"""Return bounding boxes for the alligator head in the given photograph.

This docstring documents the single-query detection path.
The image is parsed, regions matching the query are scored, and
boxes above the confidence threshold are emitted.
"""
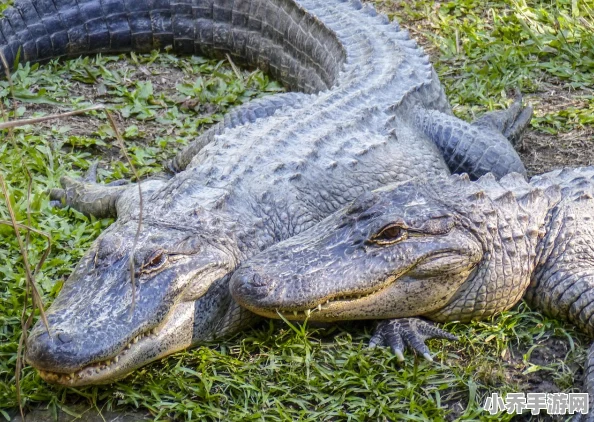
[230,178,486,322]
[26,205,240,386]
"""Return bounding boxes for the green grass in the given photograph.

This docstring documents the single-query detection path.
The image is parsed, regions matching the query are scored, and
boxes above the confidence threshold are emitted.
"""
[379,0,594,128]
[1,0,593,420]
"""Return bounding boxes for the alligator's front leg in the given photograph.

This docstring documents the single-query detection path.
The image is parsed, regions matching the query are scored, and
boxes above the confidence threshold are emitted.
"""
[49,168,127,219]
[49,163,156,219]
[414,97,532,180]
[524,197,594,420]
[369,318,458,361]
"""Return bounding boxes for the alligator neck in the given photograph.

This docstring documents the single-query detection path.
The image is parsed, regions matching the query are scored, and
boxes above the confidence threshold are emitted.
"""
[427,173,562,322]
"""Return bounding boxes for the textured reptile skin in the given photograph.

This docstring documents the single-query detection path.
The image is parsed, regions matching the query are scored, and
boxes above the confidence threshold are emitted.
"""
[17,0,529,386]
[231,167,594,420]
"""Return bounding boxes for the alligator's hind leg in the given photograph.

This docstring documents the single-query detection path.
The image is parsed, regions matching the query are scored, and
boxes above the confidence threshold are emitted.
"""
[471,96,533,147]
[413,97,532,180]
[369,318,458,361]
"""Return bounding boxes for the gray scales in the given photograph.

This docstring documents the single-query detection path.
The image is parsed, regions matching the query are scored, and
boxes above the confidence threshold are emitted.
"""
[232,168,594,420]
[11,0,529,388]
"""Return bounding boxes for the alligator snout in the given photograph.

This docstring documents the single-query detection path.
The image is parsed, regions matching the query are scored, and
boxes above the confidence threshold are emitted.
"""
[230,267,276,305]
[26,328,85,374]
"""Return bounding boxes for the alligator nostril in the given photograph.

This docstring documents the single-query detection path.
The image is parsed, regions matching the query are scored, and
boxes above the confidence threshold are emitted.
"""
[251,273,265,287]
[230,269,273,302]
[58,333,73,344]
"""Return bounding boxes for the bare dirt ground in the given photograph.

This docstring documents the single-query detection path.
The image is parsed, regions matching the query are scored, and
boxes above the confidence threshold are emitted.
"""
[519,88,594,176]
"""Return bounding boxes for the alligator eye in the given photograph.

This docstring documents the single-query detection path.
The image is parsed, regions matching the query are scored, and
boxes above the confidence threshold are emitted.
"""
[141,250,168,273]
[372,225,408,245]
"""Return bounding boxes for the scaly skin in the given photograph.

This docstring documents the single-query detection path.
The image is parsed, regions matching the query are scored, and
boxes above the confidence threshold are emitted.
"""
[16,0,529,385]
[231,168,594,419]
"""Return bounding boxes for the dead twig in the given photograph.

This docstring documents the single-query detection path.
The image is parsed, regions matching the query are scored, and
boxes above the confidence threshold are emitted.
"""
[0,220,52,276]
[0,174,51,422]
[0,49,100,421]
[0,176,50,330]
[0,104,106,130]
[105,110,143,316]
[0,49,18,118]
[226,53,243,81]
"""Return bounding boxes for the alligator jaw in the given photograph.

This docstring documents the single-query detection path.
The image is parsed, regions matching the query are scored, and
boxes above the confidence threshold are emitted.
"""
[31,301,196,386]
[265,281,396,321]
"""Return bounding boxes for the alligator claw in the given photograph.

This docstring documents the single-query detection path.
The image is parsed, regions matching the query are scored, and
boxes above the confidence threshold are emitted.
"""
[471,93,533,147]
[106,179,129,187]
[83,161,100,183]
[369,318,457,362]
[49,198,65,209]
[48,175,84,208]
[48,186,66,206]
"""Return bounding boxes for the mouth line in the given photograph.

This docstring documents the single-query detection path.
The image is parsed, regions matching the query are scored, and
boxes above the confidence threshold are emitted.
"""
[36,326,160,385]
[275,281,393,318]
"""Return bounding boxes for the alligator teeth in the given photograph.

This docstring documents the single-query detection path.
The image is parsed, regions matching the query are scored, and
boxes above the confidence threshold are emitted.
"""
[38,326,160,382]
[293,311,298,316]
[317,304,322,311]
[305,309,311,317]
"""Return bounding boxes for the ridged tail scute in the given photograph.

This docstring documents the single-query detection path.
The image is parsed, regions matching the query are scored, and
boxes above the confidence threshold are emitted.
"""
[526,170,594,335]
[0,0,348,94]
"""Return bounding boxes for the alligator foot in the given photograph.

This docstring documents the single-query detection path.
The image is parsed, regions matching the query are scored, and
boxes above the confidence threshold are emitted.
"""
[369,318,458,362]
[49,162,129,218]
[471,93,533,147]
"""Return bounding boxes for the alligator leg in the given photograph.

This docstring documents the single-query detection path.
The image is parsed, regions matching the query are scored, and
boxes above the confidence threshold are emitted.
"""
[49,163,131,218]
[524,199,594,420]
[471,96,533,147]
[369,318,458,361]
[413,97,532,180]
[526,272,594,421]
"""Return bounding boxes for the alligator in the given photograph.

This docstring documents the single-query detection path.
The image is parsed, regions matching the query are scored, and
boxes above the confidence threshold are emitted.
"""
[230,168,594,418]
[15,0,531,386]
